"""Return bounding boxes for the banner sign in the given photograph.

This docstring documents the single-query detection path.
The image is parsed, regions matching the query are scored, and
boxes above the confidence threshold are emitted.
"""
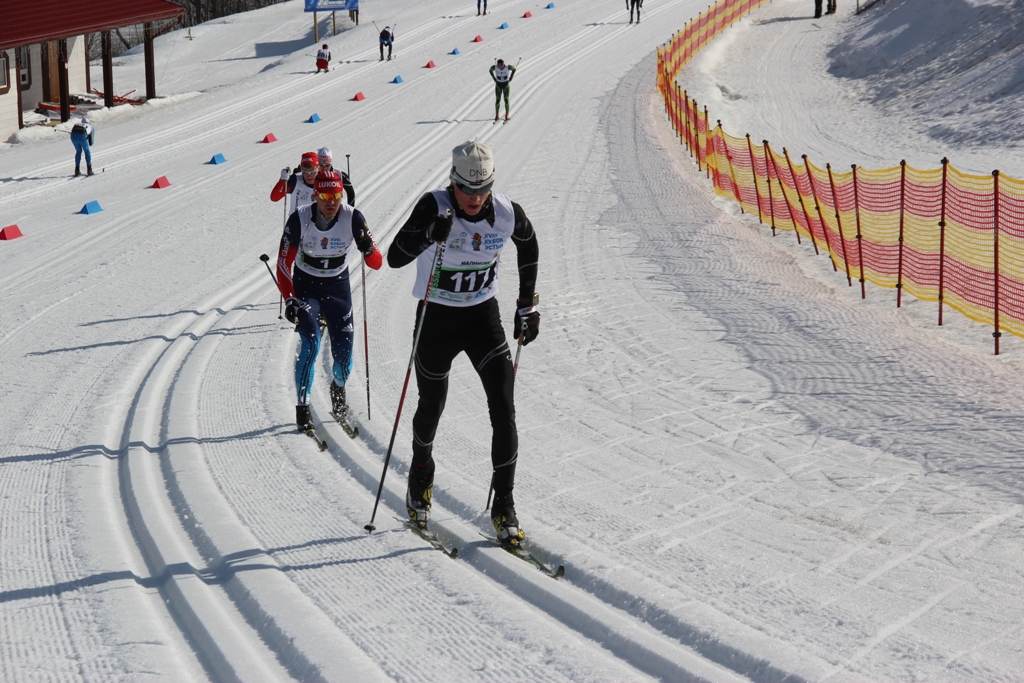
[304,0,349,11]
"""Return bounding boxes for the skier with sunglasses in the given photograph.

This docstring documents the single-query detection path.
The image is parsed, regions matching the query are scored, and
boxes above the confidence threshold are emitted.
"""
[276,172,382,437]
[386,140,540,547]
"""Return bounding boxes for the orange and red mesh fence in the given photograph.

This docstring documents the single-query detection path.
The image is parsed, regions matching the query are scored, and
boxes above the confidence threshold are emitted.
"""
[657,0,1024,353]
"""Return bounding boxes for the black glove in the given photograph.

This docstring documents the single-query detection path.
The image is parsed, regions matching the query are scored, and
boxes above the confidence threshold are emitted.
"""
[513,297,540,346]
[429,211,453,243]
[284,297,306,325]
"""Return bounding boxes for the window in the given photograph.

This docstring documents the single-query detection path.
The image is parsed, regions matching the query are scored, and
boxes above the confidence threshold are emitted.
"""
[18,46,31,89]
[0,52,10,95]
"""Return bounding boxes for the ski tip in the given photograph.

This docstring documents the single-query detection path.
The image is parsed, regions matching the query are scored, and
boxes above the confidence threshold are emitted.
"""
[554,565,565,579]
[450,547,459,560]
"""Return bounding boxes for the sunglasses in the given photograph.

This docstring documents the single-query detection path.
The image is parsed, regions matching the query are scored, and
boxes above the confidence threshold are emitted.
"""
[300,165,318,173]
[317,192,342,200]
[454,180,493,196]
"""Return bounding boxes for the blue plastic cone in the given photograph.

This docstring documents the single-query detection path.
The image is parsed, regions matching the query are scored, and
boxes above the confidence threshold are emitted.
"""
[80,200,103,214]
[451,47,460,55]
[392,75,404,83]
[499,22,509,29]
[209,153,226,165]
[546,2,555,7]
[306,113,321,123]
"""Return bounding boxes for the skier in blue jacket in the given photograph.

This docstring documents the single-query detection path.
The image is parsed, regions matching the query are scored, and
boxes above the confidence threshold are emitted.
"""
[70,117,95,176]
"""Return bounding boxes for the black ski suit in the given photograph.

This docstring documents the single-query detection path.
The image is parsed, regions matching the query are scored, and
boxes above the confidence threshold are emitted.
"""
[386,187,539,497]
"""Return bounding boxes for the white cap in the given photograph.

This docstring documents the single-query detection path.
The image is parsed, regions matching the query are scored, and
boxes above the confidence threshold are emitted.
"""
[81,116,90,124]
[450,140,494,189]
[317,146,333,166]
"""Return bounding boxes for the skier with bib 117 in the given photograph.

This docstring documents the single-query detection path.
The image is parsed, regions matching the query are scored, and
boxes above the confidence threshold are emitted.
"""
[276,172,383,437]
[379,26,394,61]
[489,58,515,122]
[316,44,331,73]
[386,140,540,548]
[271,151,319,214]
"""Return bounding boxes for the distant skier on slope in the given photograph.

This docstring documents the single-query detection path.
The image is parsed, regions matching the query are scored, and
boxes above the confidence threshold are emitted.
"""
[489,58,516,121]
[478,0,488,15]
[386,140,540,548]
[346,0,360,25]
[316,44,331,73]
[628,0,643,24]
[316,147,356,206]
[271,151,320,214]
[379,26,395,61]
[276,172,382,434]
[70,116,95,177]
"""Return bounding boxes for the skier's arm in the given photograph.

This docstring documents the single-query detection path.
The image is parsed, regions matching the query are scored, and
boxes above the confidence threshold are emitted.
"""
[270,173,298,202]
[351,210,382,269]
[276,213,302,299]
[489,65,498,83]
[387,193,442,268]
[508,65,516,82]
[511,201,538,300]
[341,171,356,206]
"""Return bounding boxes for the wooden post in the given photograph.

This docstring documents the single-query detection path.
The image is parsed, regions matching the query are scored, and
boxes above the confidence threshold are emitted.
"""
[693,98,702,171]
[314,11,319,44]
[993,170,1001,355]
[897,160,907,307]
[765,141,799,243]
[677,85,685,145]
[938,157,949,325]
[719,121,743,213]
[852,164,866,298]
[102,31,114,109]
[333,11,337,36]
[84,33,91,93]
[14,47,24,130]
[144,22,156,101]
[827,163,853,286]
[683,90,692,157]
[58,39,70,122]
[762,141,776,236]
[704,105,711,179]
[804,154,835,268]
[785,148,817,253]
[747,134,762,224]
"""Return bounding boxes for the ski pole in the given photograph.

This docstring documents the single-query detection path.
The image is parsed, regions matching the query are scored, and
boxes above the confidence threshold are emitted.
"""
[484,291,538,511]
[485,312,529,512]
[348,153,372,421]
[258,253,283,320]
[365,214,451,533]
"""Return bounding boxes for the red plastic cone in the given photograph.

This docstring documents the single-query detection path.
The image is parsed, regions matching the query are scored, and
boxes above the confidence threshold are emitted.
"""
[261,133,277,143]
[472,35,483,42]
[352,92,366,101]
[425,60,436,68]
[523,11,533,17]
[0,224,23,240]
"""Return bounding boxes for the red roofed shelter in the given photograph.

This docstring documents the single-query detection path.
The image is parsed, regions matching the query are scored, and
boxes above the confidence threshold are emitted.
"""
[0,0,184,141]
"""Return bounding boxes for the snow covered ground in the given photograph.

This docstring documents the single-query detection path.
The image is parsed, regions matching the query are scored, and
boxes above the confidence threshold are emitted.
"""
[2,0,1024,680]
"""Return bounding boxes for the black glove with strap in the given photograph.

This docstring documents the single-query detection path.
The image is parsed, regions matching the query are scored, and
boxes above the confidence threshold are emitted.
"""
[284,297,309,325]
[428,211,453,244]
[513,296,540,346]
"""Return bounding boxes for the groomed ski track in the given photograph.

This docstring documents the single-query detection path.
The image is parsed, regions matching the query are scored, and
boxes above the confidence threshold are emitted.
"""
[4,0,1024,680]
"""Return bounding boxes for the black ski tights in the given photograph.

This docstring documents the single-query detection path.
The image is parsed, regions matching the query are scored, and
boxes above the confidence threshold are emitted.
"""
[410,298,518,494]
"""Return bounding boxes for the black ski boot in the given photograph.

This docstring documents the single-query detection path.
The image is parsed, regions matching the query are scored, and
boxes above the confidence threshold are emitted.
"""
[296,404,314,432]
[406,470,433,528]
[87,165,95,176]
[330,382,347,419]
[491,490,525,547]
[74,166,81,177]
